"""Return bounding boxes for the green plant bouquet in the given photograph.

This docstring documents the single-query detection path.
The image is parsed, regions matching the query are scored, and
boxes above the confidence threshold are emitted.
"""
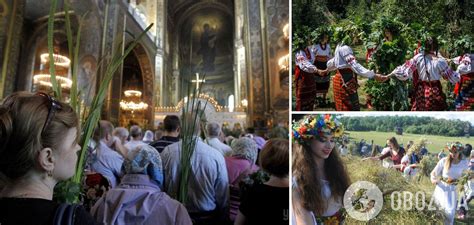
[177,93,208,204]
[46,0,152,203]
[311,26,333,44]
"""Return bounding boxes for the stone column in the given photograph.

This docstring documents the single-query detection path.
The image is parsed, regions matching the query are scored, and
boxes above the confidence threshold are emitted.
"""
[0,0,25,99]
[243,0,268,131]
[263,0,289,127]
[99,0,125,124]
[234,0,247,110]
[155,0,165,107]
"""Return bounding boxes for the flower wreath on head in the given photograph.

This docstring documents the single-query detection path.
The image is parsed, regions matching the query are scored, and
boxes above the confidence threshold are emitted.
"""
[446,142,464,154]
[292,114,344,145]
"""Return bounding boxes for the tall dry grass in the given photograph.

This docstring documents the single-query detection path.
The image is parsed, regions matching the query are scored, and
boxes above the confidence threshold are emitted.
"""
[343,155,445,224]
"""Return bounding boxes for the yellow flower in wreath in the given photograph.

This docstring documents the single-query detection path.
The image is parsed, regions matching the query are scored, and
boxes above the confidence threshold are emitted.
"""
[325,216,339,225]
[334,127,343,137]
[327,120,335,129]
[310,118,317,128]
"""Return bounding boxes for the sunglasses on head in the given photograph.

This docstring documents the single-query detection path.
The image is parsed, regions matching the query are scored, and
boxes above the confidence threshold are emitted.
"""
[35,92,62,134]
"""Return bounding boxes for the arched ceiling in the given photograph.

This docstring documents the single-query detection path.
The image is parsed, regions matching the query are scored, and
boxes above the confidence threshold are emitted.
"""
[168,0,233,19]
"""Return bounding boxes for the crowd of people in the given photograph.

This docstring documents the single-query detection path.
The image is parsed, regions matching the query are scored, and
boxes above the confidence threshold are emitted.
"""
[363,137,474,224]
[294,26,473,111]
[0,92,289,225]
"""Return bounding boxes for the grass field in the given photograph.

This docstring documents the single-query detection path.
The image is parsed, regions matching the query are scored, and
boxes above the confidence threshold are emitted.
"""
[347,130,471,153]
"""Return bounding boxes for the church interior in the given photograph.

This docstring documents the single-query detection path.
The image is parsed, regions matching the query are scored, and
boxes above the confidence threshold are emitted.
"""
[0,0,289,131]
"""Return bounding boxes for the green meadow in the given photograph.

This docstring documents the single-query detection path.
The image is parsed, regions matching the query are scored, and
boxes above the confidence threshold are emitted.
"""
[347,131,472,153]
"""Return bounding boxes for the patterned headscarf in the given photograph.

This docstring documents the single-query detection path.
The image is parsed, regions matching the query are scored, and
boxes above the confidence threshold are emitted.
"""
[231,137,258,164]
[122,145,164,189]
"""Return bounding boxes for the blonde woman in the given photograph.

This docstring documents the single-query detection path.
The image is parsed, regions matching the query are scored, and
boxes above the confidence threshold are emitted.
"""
[431,143,469,224]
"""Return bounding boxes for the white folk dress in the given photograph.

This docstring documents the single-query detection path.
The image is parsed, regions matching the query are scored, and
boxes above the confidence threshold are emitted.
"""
[431,157,469,224]
[293,179,343,225]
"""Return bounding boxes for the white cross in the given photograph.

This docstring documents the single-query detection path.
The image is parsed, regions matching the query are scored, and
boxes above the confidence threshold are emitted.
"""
[191,73,206,90]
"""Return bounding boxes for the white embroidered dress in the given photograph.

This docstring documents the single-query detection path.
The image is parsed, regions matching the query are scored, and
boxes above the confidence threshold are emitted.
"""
[431,157,469,225]
[292,179,343,225]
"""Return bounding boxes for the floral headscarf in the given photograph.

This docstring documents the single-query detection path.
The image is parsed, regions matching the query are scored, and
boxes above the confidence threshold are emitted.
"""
[292,114,344,144]
[122,145,164,189]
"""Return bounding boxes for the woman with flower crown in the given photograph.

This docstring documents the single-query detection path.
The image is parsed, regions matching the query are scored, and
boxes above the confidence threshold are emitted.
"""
[292,114,350,225]
[430,142,469,225]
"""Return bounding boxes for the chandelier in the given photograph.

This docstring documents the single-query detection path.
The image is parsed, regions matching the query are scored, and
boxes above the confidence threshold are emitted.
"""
[278,23,289,71]
[33,53,72,89]
[120,89,148,111]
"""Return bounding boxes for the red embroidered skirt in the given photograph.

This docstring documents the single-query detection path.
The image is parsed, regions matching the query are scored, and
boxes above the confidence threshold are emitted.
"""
[412,80,446,111]
[333,68,360,111]
[455,72,474,111]
[295,69,316,111]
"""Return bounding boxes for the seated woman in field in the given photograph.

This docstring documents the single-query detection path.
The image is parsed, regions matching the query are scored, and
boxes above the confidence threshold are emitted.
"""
[363,137,405,170]
[393,141,425,178]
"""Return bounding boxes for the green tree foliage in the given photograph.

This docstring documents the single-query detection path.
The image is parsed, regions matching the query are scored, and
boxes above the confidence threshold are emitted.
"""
[346,0,473,57]
[363,18,411,110]
[340,116,471,137]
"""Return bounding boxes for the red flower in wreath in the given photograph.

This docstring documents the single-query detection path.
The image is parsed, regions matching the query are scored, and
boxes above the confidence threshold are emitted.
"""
[299,126,307,134]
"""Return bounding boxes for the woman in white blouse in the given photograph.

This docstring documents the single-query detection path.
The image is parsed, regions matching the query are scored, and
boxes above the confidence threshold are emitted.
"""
[311,30,333,107]
[431,143,469,225]
[387,37,460,111]
[326,39,387,111]
[294,38,328,111]
[292,115,350,225]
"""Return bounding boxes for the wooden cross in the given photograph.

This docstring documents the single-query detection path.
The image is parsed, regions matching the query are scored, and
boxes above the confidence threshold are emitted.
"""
[191,73,205,90]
